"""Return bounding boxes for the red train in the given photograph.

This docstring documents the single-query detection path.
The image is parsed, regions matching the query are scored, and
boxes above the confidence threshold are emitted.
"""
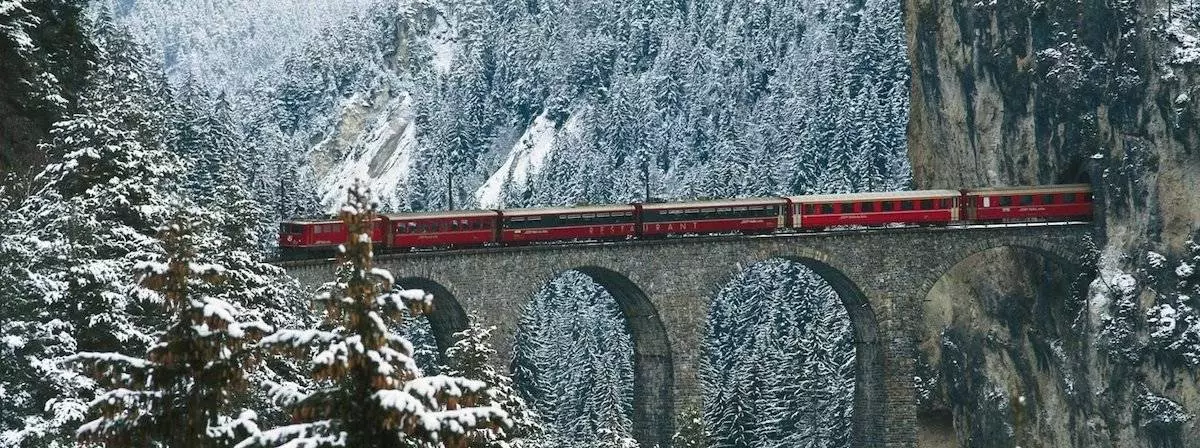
[278,184,1093,256]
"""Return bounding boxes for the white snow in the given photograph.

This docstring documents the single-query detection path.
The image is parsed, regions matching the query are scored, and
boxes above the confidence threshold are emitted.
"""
[427,13,456,74]
[1148,251,1167,268]
[319,95,420,212]
[475,110,580,208]
[1148,304,1178,339]
[1177,262,1194,279]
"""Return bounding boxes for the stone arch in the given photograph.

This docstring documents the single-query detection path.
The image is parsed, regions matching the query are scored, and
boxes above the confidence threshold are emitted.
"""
[766,254,885,447]
[394,277,469,363]
[915,240,1092,447]
[560,266,674,448]
[917,238,1085,300]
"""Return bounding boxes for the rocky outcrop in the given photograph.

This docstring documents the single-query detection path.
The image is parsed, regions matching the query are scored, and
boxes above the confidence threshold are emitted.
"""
[906,0,1200,446]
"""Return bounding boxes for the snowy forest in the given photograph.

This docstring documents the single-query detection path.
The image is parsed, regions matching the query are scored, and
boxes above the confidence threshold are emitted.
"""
[1,0,913,447]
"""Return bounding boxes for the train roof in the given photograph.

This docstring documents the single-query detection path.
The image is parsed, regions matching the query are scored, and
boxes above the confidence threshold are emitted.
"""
[787,189,961,203]
[962,184,1092,195]
[281,219,343,225]
[640,197,788,210]
[384,210,500,220]
[501,204,637,217]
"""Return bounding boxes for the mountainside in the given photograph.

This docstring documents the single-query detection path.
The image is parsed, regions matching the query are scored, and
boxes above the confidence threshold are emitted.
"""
[193,0,914,215]
[906,1,1200,446]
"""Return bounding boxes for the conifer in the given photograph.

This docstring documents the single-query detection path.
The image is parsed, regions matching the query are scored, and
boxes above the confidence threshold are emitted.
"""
[242,180,509,448]
[70,211,271,447]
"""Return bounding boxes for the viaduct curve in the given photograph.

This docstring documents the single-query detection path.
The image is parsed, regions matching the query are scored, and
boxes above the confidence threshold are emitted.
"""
[282,223,1096,448]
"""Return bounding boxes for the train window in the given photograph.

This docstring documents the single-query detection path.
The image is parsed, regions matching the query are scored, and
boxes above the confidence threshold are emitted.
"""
[999,196,1013,206]
[582,213,596,219]
[882,202,894,212]
[452,221,461,231]
[1020,195,1034,205]
[920,199,934,209]
[1043,194,1056,204]
[861,202,874,212]
[821,204,835,214]
[900,201,914,211]
[840,203,853,213]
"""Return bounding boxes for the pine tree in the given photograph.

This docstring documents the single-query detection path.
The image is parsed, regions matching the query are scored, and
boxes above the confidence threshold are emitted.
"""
[0,15,183,445]
[442,320,543,447]
[69,211,272,447]
[242,181,509,448]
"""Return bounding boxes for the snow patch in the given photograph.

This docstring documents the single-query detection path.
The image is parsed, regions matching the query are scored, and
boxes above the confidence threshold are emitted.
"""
[319,94,419,212]
[427,13,455,74]
[1177,262,1194,279]
[475,110,581,209]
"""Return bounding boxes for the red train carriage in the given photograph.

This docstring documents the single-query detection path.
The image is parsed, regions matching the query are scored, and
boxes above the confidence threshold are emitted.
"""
[501,205,637,244]
[640,197,788,237]
[962,184,1092,223]
[790,190,961,229]
[278,218,387,251]
[387,210,501,250]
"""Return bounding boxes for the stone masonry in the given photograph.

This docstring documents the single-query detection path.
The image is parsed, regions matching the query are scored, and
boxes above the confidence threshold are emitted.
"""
[282,223,1095,448]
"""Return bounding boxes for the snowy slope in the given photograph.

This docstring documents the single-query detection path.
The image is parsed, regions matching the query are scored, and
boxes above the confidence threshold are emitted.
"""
[317,94,419,212]
[475,111,579,209]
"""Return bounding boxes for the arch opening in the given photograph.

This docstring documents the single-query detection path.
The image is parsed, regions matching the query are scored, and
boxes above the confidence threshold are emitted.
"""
[394,277,469,366]
[916,245,1088,448]
[574,266,674,448]
[702,256,882,447]
[512,267,673,448]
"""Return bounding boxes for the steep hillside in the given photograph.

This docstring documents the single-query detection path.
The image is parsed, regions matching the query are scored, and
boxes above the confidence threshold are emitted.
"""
[906,1,1200,446]
[221,0,912,214]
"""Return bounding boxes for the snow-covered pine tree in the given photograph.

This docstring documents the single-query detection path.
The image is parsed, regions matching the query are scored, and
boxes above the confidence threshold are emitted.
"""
[442,319,543,447]
[241,180,509,448]
[0,13,184,446]
[69,211,272,447]
[513,272,635,447]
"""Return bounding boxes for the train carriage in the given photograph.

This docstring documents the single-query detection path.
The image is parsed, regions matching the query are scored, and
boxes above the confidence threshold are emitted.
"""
[789,190,961,229]
[387,210,501,250]
[640,197,789,237]
[501,205,638,244]
[278,218,386,252]
[962,184,1092,223]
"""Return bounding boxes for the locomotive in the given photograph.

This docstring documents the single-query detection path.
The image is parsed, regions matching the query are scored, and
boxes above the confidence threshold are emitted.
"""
[278,184,1093,257]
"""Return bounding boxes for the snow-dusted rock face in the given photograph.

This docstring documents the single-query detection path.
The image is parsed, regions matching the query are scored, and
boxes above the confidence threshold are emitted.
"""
[906,1,1200,446]
[313,91,420,212]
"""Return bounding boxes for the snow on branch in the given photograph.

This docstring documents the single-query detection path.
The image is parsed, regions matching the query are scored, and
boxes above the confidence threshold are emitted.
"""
[233,421,344,448]
[260,329,340,349]
[417,407,512,441]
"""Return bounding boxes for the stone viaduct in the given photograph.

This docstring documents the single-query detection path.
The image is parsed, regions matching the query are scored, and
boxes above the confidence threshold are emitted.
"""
[282,223,1095,448]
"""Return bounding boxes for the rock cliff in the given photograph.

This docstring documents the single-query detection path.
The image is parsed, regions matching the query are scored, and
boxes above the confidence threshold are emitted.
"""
[906,1,1200,446]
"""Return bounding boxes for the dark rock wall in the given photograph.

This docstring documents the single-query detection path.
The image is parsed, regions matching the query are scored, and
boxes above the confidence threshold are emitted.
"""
[906,0,1200,446]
